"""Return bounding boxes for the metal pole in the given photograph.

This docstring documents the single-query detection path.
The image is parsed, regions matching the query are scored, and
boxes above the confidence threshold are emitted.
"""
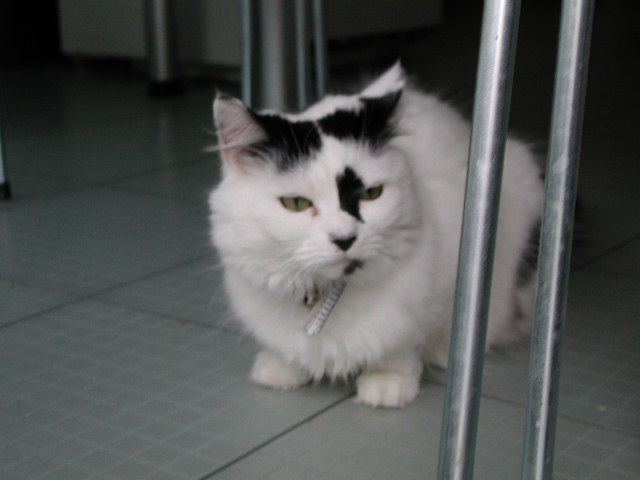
[144,0,182,96]
[294,0,310,109]
[521,1,594,478]
[255,0,298,111]
[241,0,324,111]
[311,0,328,99]
[240,0,257,107]
[0,122,11,200]
[437,1,521,479]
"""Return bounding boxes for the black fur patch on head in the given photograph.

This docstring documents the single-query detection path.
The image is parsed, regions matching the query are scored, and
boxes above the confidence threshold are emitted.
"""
[250,112,322,171]
[318,90,402,148]
[337,167,365,222]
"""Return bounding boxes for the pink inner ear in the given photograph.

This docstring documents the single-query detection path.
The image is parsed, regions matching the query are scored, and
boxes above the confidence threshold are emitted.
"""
[218,119,263,148]
[215,98,270,173]
[220,144,266,174]
[215,98,267,150]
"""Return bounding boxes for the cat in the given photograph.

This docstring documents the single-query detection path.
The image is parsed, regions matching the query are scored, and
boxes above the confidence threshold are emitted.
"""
[208,62,543,408]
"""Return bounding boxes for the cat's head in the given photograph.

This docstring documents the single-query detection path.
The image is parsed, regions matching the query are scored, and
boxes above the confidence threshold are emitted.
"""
[209,63,422,297]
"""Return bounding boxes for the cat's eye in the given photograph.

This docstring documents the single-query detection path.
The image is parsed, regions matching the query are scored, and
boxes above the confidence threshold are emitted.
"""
[280,196,314,212]
[360,185,384,201]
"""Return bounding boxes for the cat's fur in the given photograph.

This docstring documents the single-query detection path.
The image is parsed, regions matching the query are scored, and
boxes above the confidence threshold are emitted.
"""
[208,63,543,407]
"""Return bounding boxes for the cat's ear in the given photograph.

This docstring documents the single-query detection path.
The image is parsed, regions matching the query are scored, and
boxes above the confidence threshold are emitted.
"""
[213,93,268,172]
[360,61,406,98]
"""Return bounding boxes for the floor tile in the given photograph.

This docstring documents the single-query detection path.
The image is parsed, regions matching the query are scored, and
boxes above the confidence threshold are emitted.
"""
[0,279,74,326]
[466,240,640,436]
[0,170,84,203]
[2,67,215,186]
[0,189,211,295]
[112,157,221,204]
[215,388,638,480]
[0,300,348,480]
[97,257,235,330]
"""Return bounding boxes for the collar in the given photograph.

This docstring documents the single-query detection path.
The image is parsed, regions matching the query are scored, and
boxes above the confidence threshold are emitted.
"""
[304,279,347,336]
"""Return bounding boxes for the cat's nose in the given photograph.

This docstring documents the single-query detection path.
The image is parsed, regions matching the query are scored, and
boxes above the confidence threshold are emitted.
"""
[333,236,357,251]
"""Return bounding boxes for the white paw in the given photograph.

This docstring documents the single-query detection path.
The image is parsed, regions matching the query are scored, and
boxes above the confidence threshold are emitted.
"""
[356,371,420,408]
[250,350,311,391]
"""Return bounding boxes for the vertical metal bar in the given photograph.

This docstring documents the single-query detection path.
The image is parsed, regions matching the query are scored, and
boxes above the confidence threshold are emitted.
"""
[0,122,12,200]
[144,0,182,96]
[294,0,310,109]
[255,0,298,111]
[311,0,328,99]
[243,0,320,111]
[240,0,256,107]
[437,1,521,479]
[521,1,594,479]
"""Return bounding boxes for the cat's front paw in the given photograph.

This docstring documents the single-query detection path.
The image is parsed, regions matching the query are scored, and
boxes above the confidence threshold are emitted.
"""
[250,350,311,391]
[355,371,420,408]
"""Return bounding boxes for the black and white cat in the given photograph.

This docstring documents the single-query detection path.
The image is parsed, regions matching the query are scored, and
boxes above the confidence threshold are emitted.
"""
[209,63,543,407]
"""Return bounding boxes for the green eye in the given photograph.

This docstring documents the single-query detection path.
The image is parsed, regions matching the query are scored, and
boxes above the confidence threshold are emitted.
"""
[360,185,384,201]
[280,196,313,212]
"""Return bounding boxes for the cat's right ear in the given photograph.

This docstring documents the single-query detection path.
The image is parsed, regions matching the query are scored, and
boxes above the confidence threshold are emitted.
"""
[360,61,406,98]
[213,93,268,173]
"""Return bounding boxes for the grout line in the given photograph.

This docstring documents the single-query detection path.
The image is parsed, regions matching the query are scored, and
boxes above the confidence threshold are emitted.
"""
[196,393,354,480]
[430,377,640,440]
[0,254,212,331]
[554,412,640,441]
[572,232,640,272]
[97,153,215,189]
[95,295,239,334]
[102,181,212,207]
[91,182,213,209]
[0,182,97,208]
[1,157,216,209]
[0,296,90,330]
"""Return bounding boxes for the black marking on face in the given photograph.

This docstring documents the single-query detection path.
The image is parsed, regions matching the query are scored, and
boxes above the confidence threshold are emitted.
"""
[250,112,322,171]
[336,167,365,222]
[318,90,402,148]
[344,260,364,275]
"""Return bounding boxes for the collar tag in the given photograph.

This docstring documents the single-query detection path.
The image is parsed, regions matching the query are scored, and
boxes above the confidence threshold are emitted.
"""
[304,279,347,336]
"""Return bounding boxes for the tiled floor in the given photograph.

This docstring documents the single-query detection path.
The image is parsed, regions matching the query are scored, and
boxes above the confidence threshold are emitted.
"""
[1,1,638,479]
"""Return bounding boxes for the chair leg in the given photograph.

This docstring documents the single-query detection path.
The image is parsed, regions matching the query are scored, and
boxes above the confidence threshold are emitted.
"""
[522,1,595,478]
[144,0,183,96]
[240,0,257,107]
[241,0,328,111]
[437,0,522,478]
[0,123,12,201]
[311,0,328,99]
